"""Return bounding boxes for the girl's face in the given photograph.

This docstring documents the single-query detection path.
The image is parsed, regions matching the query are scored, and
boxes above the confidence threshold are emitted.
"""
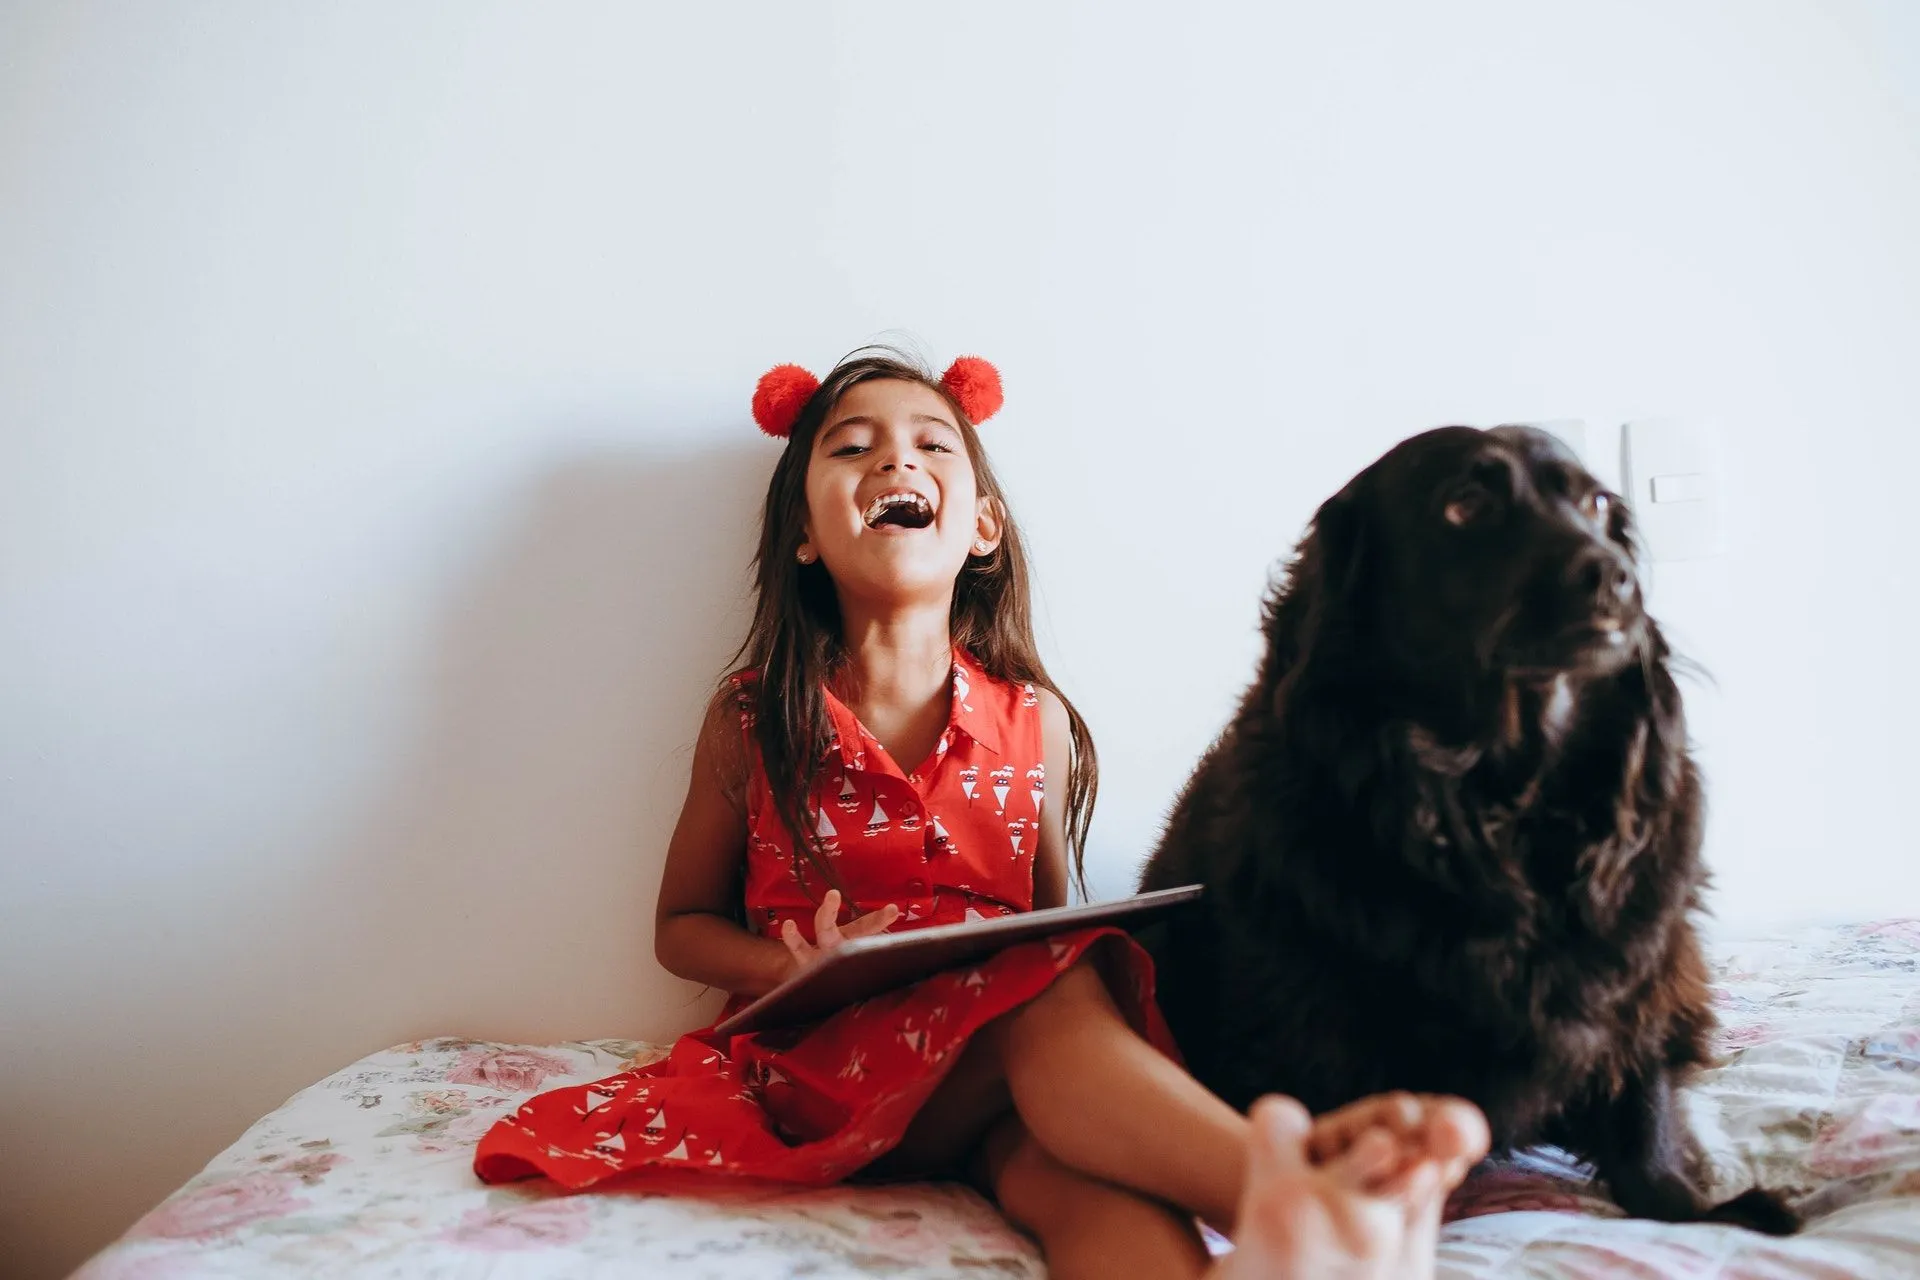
[799,378,1001,607]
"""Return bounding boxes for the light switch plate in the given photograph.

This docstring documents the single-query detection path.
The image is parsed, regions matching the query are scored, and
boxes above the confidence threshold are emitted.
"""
[1622,419,1724,561]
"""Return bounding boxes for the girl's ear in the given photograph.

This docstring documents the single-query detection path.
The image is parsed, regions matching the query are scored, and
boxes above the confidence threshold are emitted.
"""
[971,496,1005,556]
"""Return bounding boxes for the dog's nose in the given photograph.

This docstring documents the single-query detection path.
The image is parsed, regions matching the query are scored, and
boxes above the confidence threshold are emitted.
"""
[1571,547,1635,608]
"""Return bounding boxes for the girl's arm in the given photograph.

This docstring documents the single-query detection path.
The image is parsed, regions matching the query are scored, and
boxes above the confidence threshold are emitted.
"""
[1032,687,1074,911]
[653,693,900,997]
[652,694,795,998]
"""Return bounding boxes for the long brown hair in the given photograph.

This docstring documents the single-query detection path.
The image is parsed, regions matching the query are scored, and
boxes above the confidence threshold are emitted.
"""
[732,348,1099,902]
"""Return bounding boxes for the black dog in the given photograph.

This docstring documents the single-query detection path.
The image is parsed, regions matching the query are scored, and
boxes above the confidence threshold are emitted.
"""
[1139,426,1795,1233]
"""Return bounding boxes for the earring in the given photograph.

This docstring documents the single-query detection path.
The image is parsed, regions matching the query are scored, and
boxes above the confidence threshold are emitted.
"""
[972,539,991,554]
[796,548,816,565]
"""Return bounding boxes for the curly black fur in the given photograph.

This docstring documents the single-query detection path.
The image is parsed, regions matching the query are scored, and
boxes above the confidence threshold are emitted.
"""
[1139,426,1796,1233]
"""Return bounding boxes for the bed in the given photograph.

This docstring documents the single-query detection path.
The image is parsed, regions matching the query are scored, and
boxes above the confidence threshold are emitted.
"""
[78,920,1920,1278]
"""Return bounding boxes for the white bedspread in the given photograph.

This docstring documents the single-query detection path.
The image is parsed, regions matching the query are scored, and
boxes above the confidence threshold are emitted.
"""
[79,920,1920,1278]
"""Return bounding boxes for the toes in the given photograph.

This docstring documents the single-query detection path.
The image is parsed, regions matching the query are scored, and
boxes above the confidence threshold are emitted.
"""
[1247,1095,1314,1177]
[1420,1098,1491,1183]
[1324,1127,1402,1189]
[1307,1091,1425,1163]
[1370,1149,1444,1204]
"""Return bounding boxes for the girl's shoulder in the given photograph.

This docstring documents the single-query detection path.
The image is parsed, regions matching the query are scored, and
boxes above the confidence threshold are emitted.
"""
[697,673,759,803]
[717,669,759,723]
[957,652,1069,748]
[958,650,1055,707]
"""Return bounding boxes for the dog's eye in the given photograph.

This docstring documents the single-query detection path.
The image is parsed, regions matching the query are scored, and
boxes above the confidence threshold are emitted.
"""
[1444,488,1493,527]
[1582,491,1613,520]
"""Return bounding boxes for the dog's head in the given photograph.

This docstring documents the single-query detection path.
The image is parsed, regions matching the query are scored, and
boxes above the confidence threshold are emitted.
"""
[1272,426,1648,716]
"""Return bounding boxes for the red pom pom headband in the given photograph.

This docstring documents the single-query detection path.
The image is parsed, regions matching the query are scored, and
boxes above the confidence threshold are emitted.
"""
[751,356,1004,439]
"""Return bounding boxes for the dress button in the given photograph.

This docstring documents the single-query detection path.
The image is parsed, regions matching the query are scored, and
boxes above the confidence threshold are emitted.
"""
[908,879,928,894]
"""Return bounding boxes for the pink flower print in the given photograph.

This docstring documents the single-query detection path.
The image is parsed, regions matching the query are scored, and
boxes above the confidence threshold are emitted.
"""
[1809,1093,1920,1177]
[416,1090,470,1114]
[71,1253,204,1280]
[128,1173,309,1241]
[443,1196,592,1251]
[275,1150,345,1185]
[416,1109,498,1154]
[1716,1021,1773,1052]
[446,1047,574,1093]
[1859,919,1920,949]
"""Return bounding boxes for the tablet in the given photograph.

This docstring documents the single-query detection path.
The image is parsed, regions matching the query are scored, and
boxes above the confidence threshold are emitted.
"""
[711,884,1205,1039]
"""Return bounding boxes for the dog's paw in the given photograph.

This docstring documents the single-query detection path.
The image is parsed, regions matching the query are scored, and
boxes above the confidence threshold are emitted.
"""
[1706,1187,1800,1236]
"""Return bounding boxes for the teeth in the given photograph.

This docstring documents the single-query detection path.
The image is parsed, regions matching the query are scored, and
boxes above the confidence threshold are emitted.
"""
[863,492,932,525]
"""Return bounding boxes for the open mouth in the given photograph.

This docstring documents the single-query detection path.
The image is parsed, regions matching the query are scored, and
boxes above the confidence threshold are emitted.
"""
[863,491,935,530]
[1566,618,1635,653]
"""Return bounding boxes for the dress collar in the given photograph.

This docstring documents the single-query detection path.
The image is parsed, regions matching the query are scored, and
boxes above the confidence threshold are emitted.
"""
[821,647,1002,771]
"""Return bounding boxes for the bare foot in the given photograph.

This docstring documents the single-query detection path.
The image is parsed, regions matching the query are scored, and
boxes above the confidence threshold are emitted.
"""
[1210,1095,1489,1280]
[1309,1092,1491,1196]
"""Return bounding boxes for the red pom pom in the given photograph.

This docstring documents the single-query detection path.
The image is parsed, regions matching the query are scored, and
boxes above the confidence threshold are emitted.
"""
[752,364,820,439]
[940,356,1003,425]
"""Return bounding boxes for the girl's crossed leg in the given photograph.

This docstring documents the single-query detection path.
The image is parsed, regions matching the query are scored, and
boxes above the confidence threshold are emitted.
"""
[879,952,1489,1280]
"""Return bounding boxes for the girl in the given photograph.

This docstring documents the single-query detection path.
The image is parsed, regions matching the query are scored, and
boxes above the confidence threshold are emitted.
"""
[474,350,1489,1278]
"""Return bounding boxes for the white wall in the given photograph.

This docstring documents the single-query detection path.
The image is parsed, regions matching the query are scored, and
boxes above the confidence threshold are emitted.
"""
[3,1,1917,1274]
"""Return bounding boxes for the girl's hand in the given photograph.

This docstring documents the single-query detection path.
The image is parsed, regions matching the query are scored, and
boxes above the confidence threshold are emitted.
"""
[778,890,901,977]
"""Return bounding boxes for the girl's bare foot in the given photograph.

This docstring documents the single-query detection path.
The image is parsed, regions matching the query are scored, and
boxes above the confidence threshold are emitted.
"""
[1211,1095,1490,1280]
[1307,1091,1491,1196]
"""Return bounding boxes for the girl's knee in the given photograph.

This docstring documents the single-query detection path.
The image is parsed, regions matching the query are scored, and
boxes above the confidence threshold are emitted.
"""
[990,1122,1114,1234]
[1019,952,1122,1028]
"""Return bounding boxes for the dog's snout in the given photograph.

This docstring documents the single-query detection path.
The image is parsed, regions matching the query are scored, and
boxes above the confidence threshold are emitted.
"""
[1569,545,1635,609]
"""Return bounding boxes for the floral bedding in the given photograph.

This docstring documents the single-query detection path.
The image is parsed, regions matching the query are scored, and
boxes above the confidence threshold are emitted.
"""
[79,920,1920,1279]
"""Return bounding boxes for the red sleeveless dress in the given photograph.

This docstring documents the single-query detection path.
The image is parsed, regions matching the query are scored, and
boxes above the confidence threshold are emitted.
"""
[473,650,1176,1189]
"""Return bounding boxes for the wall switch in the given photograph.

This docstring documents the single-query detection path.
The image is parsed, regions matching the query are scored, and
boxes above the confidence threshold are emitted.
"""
[1622,419,1724,561]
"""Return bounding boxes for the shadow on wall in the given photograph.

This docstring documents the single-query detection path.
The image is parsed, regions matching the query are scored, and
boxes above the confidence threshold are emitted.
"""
[315,434,770,1054]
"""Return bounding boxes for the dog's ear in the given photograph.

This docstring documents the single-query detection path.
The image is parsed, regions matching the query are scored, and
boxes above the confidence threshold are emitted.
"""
[1578,621,1694,918]
[1259,481,1368,705]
